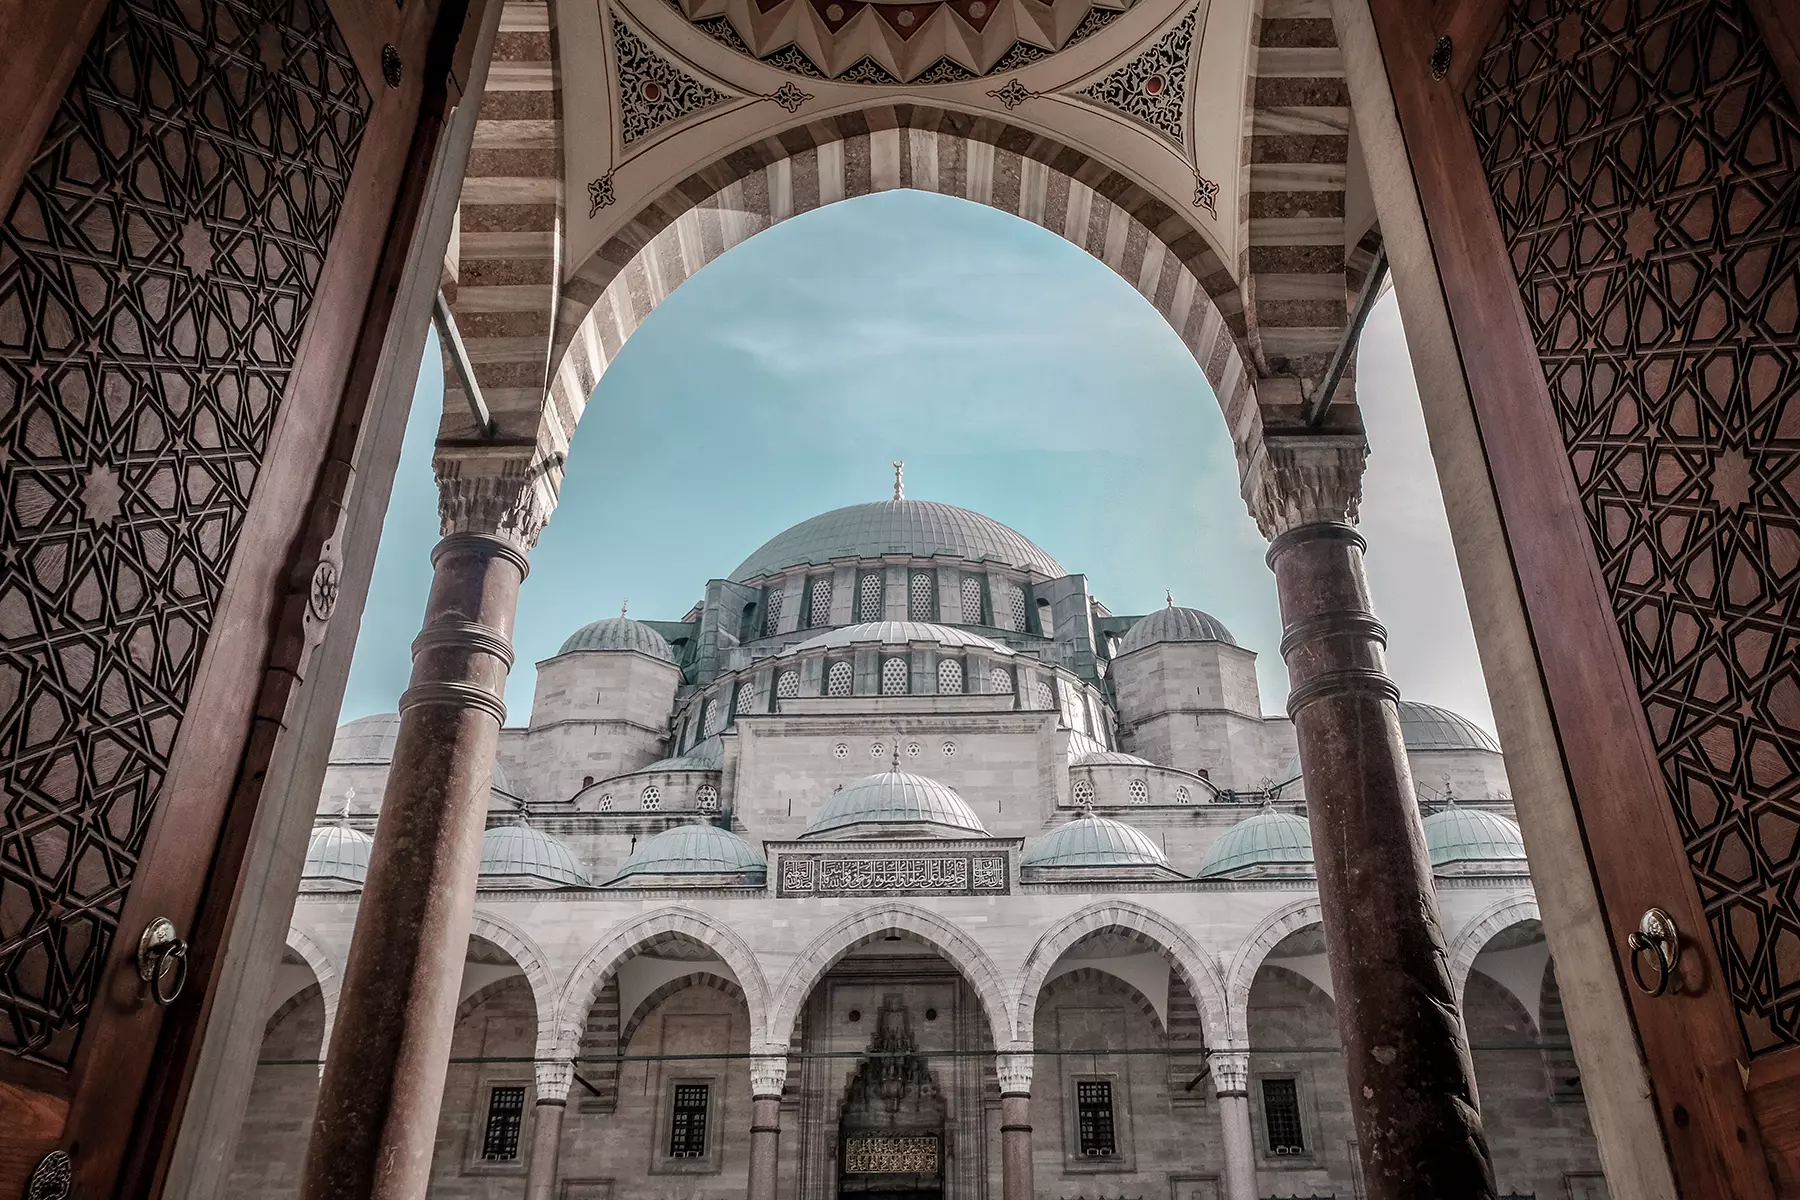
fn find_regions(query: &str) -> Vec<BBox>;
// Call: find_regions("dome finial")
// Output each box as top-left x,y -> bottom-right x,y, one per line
1165,589 -> 1174,608
892,460 -> 905,501
620,599 -> 628,618
890,739 -> 902,772
1078,799 -> 1097,820
340,787 -> 355,825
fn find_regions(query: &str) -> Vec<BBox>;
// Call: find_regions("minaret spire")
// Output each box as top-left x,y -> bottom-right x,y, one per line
892,460 -> 904,501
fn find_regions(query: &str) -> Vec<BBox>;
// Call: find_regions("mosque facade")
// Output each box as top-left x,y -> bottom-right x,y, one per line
238,490 -> 1606,1200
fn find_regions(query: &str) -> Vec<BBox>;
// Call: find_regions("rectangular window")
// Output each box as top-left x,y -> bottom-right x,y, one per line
1261,1077 -> 1305,1154
481,1085 -> 526,1161
668,1082 -> 710,1158
1076,1080 -> 1117,1156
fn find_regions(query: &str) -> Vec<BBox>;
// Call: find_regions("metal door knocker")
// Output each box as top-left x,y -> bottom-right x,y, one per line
137,916 -> 189,1005
1627,907 -> 1680,997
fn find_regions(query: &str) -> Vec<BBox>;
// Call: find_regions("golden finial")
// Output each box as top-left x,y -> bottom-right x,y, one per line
892,461 -> 904,501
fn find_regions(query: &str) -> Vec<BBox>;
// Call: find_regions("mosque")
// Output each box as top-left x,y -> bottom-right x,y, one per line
236,483 -> 1606,1200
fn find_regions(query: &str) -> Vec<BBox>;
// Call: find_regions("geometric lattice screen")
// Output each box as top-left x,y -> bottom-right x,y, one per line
0,0 -> 369,1066
1470,0 -> 1800,1053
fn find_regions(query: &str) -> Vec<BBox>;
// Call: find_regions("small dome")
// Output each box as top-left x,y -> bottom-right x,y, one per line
611,822 -> 767,884
794,621 -> 1013,655
1198,808 -> 1314,878
1072,750 -> 1157,768
1023,811 -> 1169,869
1423,807 -> 1527,868
302,824 -> 373,885
559,615 -> 676,662
479,823 -> 590,887
1119,604 -> 1237,654
802,769 -> 987,839
1399,701 -> 1501,753
731,499 -> 1063,582
330,713 -> 401,763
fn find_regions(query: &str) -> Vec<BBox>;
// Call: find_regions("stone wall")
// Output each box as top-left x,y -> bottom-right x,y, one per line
428,977 -> 539,1198
226,987 -> 324,1199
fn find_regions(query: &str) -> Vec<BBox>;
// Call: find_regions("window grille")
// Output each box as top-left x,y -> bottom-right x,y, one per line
1129,779 -> 1149,804
834,742 -> 849,758
989,666 -> 1014,694
961,576 -> 984,624
1175,786 -> 1191,805
941,741 -> 957,758
668,1082 -> 710,1158
736,682 -> 759,715
1006,583 -> 1028,631
808,577 -> 833,628
480,1085 -> 526,1161
598,793 -> 614,812
827,661 -> 853,698
909,572 -> 936,620
1261,1078 -> 1305,1154
937,658 -> 964,694
1072,780 -> 1095,804
858,572 -> 884,622
696,784 -> 719,813
777,670 -> 800,699
1031,679 -> 1055,710
762,590 -> 784,637
1076,1081 -> 1117,1156
705,697 -> 726,736
870,741 -> 886,759
642,785 -> 661,811
881,657 -> 909,695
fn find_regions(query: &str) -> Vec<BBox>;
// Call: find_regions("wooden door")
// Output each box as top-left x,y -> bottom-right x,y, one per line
1361,0 -> 1800,1194
0,0 -> 475,1194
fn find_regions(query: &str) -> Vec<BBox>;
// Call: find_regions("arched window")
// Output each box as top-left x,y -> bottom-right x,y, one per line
1037,597 -> 1055,638
909,572 -> 936,620
1174,785 -> 1192,805
881,657 -> 909,695
696,784 -> 719,813
776,669 -> 800,699
1030,679 -> 1055,710
808,577 -> 833,628
1072,779 -> 1095,804
937,658 -> 964,694
1128,779 -> 1149,804
1006,583 -> 1028,632
598,793 -> 614,811
827,660 -> 853,697
857,572 -> 883,622
582,775 -> 594,787
762,589 -> 784,637
989,666 -> 1014,694
642,785 -> 661,810
735,682 -> 759,715
960,576 -> 983,624
704,697 -> 727,736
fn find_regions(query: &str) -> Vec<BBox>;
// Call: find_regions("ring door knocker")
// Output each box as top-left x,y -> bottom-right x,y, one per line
1627,907 -> 1681,998
137,916 -> 189,1006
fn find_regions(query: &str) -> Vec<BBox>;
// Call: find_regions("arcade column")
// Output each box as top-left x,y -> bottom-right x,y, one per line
747,1052 -> 789,1200
525,1062 -> 573,1200
1211,1052 -> 1257,1200
997,1050 -> 1034,1200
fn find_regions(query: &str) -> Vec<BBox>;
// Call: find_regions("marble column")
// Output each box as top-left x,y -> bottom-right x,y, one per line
747,1053 -> 787,1200
525,1062 -> 572,1200
1211,1052 -> 1257,1200
997,1050 -> 1034,1200
300,462 -> 549,1200
1250,434 -> 1496,1200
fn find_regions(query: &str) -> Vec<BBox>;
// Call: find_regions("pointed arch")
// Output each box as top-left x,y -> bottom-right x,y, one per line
1448,895 -> 1542,1010
554,907 -> 771,1061
285,925 -> 341,1057
620,971 -> 749,1050
1224,897 -> 1324,1047
1013,900 -> 1227,1050
469,910 -> 562,1066
769,902 -> 1012,1050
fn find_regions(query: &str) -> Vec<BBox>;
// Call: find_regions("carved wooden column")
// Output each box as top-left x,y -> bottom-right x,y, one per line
525,1062 -> 571,1200
299,460 -> 549,1200
997,1050 -> 1034,1200
747,1053 -> 787,1200
1249,434 -> 1496,1200
1211,1052 -> 1257,1200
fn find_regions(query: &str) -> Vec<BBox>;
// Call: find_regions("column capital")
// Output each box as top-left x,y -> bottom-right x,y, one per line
749,1051 -> 788,1099
1210,1049 -> 1251,1098
1243,432 -> 1368,541
435,449 -> 561,551
534,1059 -> 572,1104
996,1047 -> 1033,1096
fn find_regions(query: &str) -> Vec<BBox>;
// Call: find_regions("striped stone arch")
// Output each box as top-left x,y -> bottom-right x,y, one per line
532,106 -> 1263,484
620,970 -> 748,1050
456,974 -> 537,1025
285,925 -> 341,1057
769,902 -> 1013,1051
1223,896 -> 1323,1046
1035,966 -> 1165,1036
1447,895 -> 1542,1011
469,910 -> 562,1065
1014,901 -> 1228,1050
555,908 -> 772,1061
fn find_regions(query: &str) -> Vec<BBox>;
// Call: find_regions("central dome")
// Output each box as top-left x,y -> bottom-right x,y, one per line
730,500 -> 1063,582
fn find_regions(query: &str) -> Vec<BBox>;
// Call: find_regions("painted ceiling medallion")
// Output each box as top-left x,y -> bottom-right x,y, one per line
612,13 -> 736,147
667,0 -> 1137,84
1069,4 -> 1197,148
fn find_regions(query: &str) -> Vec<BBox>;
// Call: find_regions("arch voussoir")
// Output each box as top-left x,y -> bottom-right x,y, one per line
1448,895 -> 1543,1010
1224,897 -> 1325,1047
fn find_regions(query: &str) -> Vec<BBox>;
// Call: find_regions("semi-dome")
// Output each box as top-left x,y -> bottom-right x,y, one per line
302,823 -> 373,886
802,769 -> 988,839
1398,701 -> 1501,753
559,614 -> 676,662
1197,808 -> 1314,878
479,823 -> 590,887
1423,807 -> 1527,869
610,822 -> 768,884
730,499 -> 1064,582
1022,810 -> 1170,869
795,621 -> 1013,655
1118,602 -> 1237,653
1072,750 -> 1158,768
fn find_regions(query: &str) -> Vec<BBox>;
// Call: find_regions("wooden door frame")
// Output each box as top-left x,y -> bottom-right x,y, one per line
1333,0 -> 1800,1195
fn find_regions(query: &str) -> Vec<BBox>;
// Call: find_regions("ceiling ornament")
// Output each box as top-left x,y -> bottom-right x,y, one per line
986,78 -> 1035,110
663,0 -> 1137,85
1192,171 -> 1217,216
612,12 -> 737,148
1067,3 -> 1197,149
588,171 -> 618,217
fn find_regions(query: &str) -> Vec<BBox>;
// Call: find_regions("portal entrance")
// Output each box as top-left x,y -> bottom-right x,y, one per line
836,995 -> 947,1200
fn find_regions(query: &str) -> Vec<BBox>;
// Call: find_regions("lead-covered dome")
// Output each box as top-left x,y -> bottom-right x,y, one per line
1119,603 -> 1237,653
802,769 -> 988,839
1198,807 -> 1314,878
479,823 -> 590,887
1398,702 -> 1500,752
1423,806 -> 1527,869
1071,750 -> 1158,768
610,822 -> 767,885
1023,810 -> 1169,869
329,713 -> 513,794
559,615 -> 676,662
730,500 -> 1063,582
302,824 -> 373,886
795,622 -> 1013,655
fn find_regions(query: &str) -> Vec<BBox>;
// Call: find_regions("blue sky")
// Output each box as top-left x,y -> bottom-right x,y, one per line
341,190 -> 1494,734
